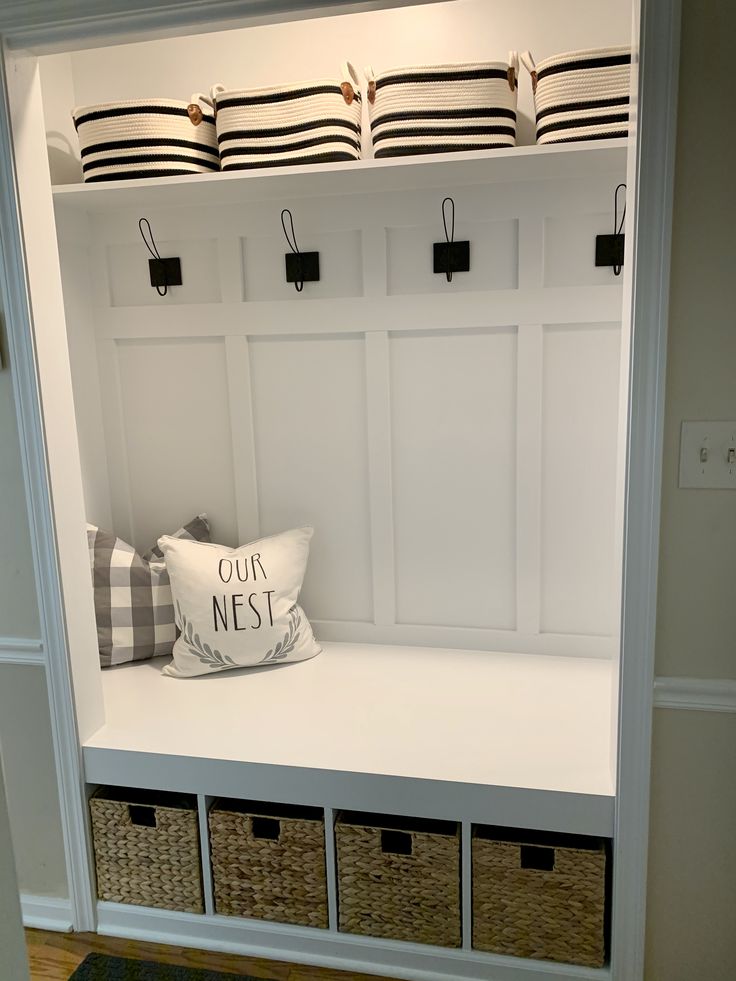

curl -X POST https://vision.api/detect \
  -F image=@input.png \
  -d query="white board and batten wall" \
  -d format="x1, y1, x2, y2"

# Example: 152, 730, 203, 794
55, 162, 626, 661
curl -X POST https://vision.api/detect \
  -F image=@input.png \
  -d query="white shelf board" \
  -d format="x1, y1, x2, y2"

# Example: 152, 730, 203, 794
84, 643, 615, 836
53, 140, 628, 211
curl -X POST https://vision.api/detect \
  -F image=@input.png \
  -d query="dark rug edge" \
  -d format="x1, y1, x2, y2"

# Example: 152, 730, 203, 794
69, 950, 273, 980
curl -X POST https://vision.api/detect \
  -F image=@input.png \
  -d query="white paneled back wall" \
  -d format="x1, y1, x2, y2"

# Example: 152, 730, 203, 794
55, 166, 625, 659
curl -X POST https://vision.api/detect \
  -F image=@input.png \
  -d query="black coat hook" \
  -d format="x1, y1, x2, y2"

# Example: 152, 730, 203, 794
281, 208, 320, 292
595, 183, 626, 275
433, 196, 470, 282
138, 218, 182, 297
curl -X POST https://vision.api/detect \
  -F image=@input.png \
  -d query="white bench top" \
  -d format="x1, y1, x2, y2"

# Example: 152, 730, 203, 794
84, 643, 615, 835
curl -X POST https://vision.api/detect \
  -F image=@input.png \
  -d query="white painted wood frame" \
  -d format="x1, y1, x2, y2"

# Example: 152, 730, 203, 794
0, 3, 681, 981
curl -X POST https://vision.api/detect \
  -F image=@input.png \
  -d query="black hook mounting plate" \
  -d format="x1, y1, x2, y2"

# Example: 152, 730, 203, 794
433, 240, 470, 276
149, 256, 182, 289
595, 234, 625, 269
285, 251, 320, 284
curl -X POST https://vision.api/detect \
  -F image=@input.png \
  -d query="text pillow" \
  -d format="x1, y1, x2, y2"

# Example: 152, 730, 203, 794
87, 513, 210, 667
158, 527, 321, 678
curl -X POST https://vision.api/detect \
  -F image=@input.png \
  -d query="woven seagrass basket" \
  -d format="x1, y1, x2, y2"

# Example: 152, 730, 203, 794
209, 800, 328, 928
473, 826, 608, 967
336, 811, 461, 947
89, 787, 203, 913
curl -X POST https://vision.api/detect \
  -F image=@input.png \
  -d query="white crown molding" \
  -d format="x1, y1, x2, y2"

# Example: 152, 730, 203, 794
20, 894, 73, 932
0, 0, 438, 52
0, 637, 44, 666
654, 677, 736, 713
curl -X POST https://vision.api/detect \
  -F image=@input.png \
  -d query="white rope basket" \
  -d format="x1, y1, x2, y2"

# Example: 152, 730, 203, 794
211, 64, 363, 170
72, 96, 218, 183
521, 47, 631, 145
364, 55, 519, 159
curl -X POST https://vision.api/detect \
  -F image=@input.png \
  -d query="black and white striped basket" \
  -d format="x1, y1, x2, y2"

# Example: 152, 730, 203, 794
72, 96, 218, 183
364, 55, 519, 159
521, 47, 631, 145
211, 63, 362, 171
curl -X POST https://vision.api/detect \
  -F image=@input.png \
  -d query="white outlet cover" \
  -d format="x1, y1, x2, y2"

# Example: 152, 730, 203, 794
679, 421, 736, 489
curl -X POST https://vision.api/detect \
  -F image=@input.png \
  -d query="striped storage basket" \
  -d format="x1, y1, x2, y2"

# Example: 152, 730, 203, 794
211, 63, 362, 170
521, 47, 631, 145
365, 55, 518, 158
73, 96, 218, 182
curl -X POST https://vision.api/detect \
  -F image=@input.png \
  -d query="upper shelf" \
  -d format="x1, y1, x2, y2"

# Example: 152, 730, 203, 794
51, 139, 629, 212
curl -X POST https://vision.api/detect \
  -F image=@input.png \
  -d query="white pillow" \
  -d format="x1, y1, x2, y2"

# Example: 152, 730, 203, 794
158, 527, 321, 678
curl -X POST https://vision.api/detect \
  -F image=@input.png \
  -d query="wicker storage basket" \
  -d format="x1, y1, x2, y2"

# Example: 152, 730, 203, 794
89, 787, 203, 913
211, 63, 362, 171
521, 47, 631, 145
336, 811, 461, 947
364, 55, 518, 159
473, 826, 608, 967
72, 96, 218, 183
209, 800, 328, 928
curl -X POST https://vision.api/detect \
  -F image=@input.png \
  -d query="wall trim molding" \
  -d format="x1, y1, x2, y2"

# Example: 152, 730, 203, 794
20, 893, 73, 932
0, 637, 44, 665
654, 677, 736, 713
612, 1, 682, 979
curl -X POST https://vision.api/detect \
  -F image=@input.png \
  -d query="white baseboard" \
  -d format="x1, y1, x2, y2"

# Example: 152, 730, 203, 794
654, 677, 736, 713
97, 902, 609, 981
21, 894, 73, 932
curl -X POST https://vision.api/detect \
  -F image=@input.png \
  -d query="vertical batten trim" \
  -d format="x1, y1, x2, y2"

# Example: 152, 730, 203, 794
364, 331, 396, 626
96, 335, 135, 544
197, 795, 215, 916
324, 806, 339, 933
461, 819, 473, 950
217, 237, 243, 304
515, 324, 544, 635
517, 217, 545, 291
361, 226, 388, 298
224, 334, 260, 544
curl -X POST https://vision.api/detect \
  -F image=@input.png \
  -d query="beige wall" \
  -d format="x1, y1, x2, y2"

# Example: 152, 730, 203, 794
0, 322, 68, 898
0, 666, 68, 898
0, 327, 40, 640
646, 1, 736, 978
0, 751, 29, 980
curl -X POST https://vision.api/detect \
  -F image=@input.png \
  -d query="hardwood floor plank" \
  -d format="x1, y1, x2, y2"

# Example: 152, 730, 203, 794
26, 929, 395, 981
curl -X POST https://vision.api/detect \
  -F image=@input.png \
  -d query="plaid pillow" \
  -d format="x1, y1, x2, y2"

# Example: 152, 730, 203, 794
87, 514, 210, 667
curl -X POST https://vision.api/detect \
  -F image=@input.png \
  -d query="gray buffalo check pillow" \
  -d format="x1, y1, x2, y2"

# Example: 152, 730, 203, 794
87, 514, 210, 667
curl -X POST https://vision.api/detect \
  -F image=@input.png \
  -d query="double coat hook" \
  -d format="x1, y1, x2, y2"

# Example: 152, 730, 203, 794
594, 183, 626, 275
433, 197, 470, 282
281, 208, 320, 292
138, 217, 182, 296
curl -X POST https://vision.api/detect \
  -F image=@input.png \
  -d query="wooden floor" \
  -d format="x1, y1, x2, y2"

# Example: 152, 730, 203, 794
26, 929, 394, 980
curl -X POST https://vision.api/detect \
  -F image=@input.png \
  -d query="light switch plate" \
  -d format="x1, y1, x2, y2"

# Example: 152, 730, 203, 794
679, 421, 736, 489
